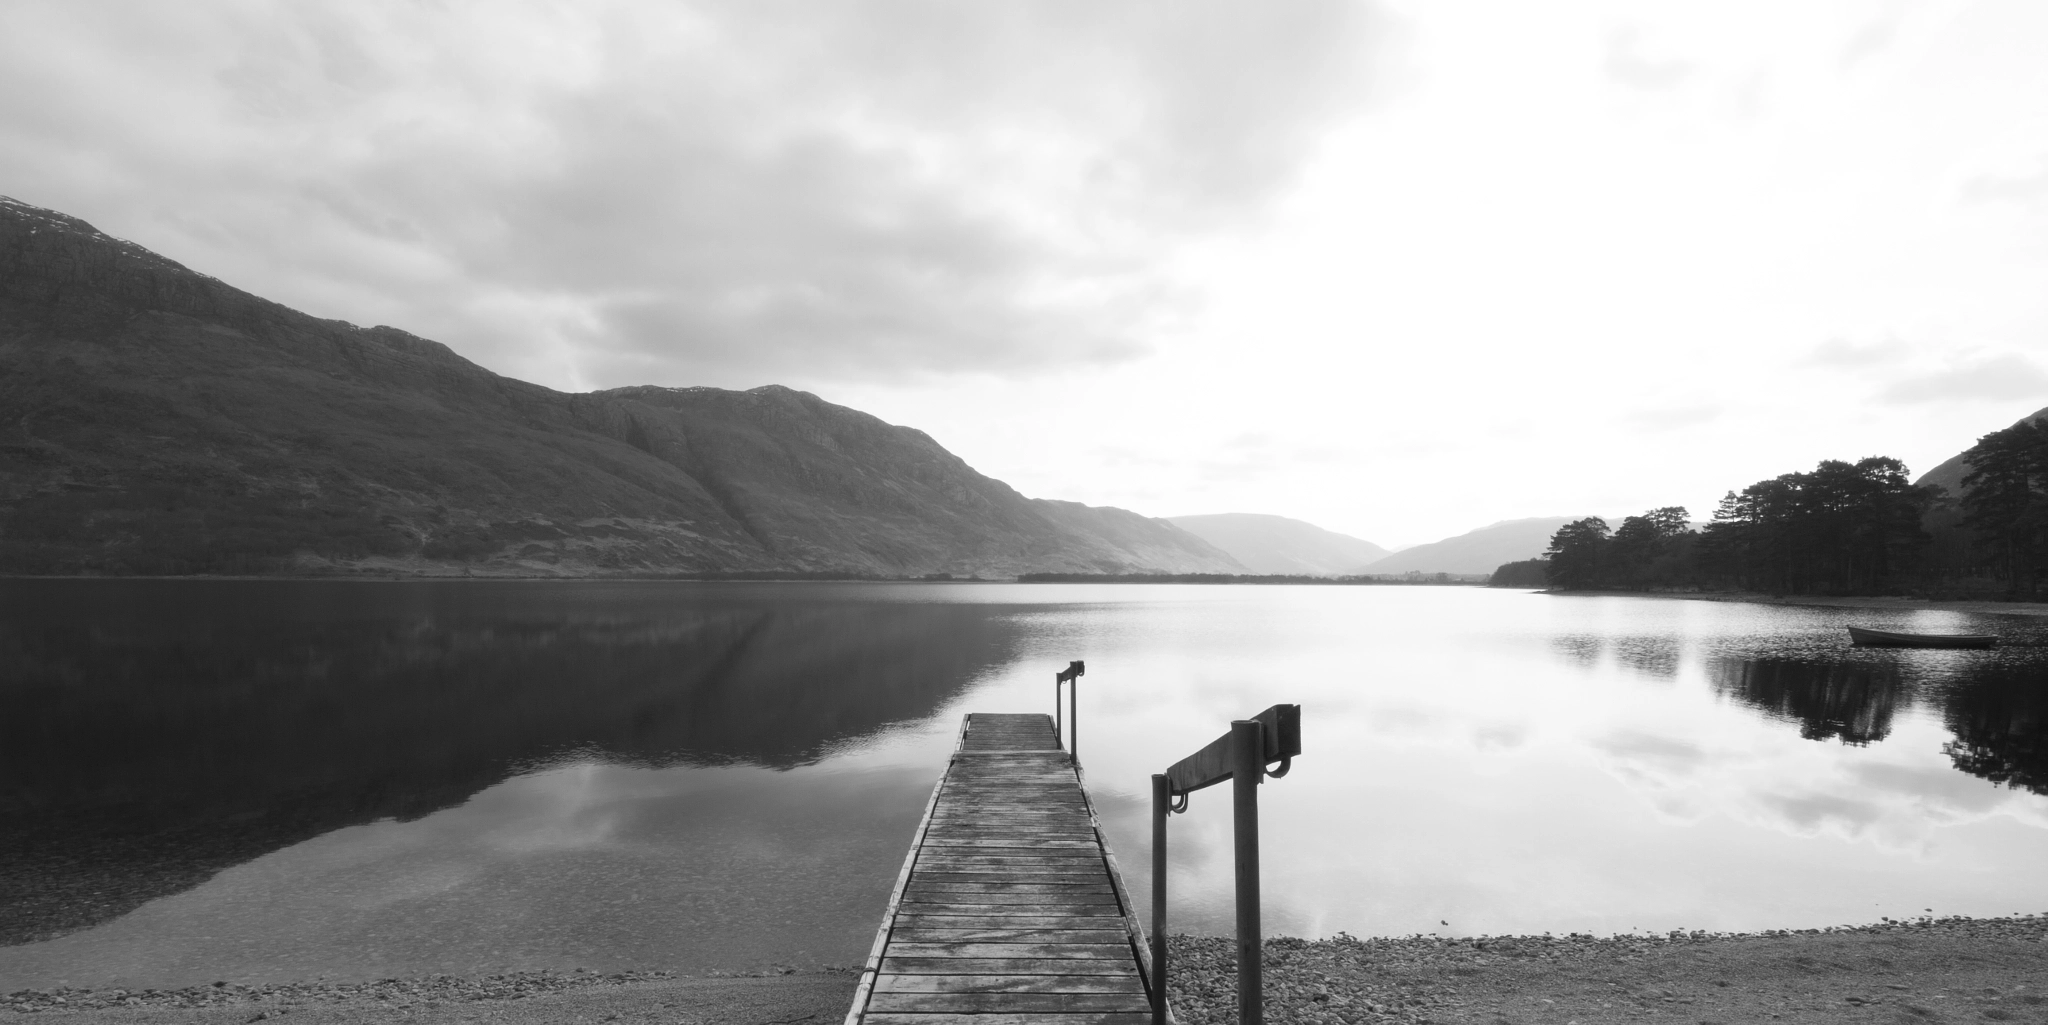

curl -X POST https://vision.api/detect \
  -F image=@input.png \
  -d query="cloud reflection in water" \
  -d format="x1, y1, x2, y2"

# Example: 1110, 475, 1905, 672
6, 584, 2048, 990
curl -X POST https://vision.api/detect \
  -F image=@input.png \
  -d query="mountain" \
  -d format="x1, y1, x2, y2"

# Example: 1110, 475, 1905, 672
1914, 403, 2048, 497
1362, 517, 1580, 575
0, 196, 1241, 578
1166, 513, 1388, 575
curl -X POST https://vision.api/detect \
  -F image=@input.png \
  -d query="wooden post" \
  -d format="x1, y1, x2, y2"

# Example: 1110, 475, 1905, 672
1069, 673, 1079, 765
1054, 674, 1062, 745
1231, 719, 1263, 1025
1157, 704, 1297, 1025
1150, 773, 1170, 1025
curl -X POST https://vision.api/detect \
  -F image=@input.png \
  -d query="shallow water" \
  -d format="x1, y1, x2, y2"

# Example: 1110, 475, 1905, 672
3, 581, 2045, 989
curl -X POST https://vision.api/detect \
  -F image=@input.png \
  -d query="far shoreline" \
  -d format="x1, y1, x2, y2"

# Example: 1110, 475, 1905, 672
1541, 587, 2048, 619
0, 572, 1488, 585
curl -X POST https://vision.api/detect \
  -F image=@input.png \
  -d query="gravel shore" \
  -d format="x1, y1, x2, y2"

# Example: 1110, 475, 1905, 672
3, 968, 856, 1025
1169, 916, 2048, 1024
10, 916, 2045, 1025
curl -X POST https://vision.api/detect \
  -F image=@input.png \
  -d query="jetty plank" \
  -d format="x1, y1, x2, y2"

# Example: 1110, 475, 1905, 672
865, 1015, 1152, 1025
868, 992, 1152, 1013
891, 929, 1135, 944
873, 975, 1147, 994
845, 712, 1163, 1024
897, 918, 1122, 934
906, 881, 1115, 892
881, 957, 1141, 976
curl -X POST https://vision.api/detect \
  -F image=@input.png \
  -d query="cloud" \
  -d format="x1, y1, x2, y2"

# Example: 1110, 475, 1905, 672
0, 0, 1398, 389
1847, 761, 2005, 820
1802, 336, 1910, 369
1604, 26, 1693, 91
1959, 163, 2048, 205
1593, 729, 1708, 783
1838, 18, 1898, 69
1620, 404, 1721, 432
1881, 353, 2048, 404
1471, 721, 1529, 752
1756, 791, 1883, 836
1953, 130, 2048, 206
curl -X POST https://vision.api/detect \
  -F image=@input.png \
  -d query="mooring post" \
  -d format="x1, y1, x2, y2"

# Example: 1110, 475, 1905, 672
1069, 673, 1079, 765
1150, 773, 1170, 1025
1230, 719, 1264, 1025
1054, 661, 1085, 761
1156, 704, 1296, 1025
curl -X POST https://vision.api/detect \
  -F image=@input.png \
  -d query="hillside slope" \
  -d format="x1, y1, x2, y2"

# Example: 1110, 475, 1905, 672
1915, 404, 2048, 498
0, 196, 1240, 577
1363, 517, 1580, 575
1167, 513, 1388, 575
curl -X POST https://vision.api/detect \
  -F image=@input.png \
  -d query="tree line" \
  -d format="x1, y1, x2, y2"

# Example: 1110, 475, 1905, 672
1507, 416, 2048, 595
1953, 417, 2048, 595
1523, 458, 1942, 595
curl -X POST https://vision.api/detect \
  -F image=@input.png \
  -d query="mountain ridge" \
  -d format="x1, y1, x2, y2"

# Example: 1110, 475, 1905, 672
1166, 512, 1388, 575
0, 196, 1241, 578
1914, 403, 2048, 498
1362, 516, 1581, 575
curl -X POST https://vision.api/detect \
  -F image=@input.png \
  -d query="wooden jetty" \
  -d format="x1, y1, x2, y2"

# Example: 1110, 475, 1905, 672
845, 712, 1160, 1024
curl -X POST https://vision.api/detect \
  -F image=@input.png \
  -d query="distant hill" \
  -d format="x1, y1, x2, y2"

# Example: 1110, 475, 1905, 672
1363, 517, 1580, 576
1165, 513, 1389, 576
1915, 403, 2048, 498
1910, 405, 2048, 578
0, 196, 1241, 578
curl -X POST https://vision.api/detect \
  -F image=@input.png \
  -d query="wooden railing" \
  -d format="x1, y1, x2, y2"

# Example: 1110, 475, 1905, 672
1150, 704, 1302, 1025
1053, 659, 1084, 763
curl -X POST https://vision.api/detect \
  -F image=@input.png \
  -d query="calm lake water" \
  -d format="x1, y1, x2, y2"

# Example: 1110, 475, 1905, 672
4, 580, 2048, 989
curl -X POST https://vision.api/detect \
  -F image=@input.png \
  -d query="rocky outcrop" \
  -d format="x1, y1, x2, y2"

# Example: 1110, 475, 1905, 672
0, 196, 1240, 577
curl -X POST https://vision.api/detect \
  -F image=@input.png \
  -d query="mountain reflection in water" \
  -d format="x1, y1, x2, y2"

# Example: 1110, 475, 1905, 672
10, 584, 2048, 989
0, 581, 1024, 945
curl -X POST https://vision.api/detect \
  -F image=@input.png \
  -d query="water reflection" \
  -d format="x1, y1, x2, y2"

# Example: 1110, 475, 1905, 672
1550, 634, 1604, 670
1609, 635, 1685, 680
0, 581, 1024, 945
1552, 634, 1686, 679
1939, 668, 2048, 796
1710, 659, 1905, 745
9, 583, 2048, 988
1699, 642, 2048, 797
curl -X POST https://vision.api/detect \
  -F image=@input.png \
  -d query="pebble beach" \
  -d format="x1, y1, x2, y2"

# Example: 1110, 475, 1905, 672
1171, 915, 2048, 1024
11, 916, 2046, 1025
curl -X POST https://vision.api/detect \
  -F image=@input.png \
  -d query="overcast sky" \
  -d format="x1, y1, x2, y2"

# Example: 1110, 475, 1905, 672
6, 1, 2048, 547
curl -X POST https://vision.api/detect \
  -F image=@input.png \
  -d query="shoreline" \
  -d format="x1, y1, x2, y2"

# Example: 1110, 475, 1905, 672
3, 968, 858, 1025
1172, 914, 2048, 1024
1546, 587, 2048, 619
0, 573, 1482, 585
12, 916, 2047, 1025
